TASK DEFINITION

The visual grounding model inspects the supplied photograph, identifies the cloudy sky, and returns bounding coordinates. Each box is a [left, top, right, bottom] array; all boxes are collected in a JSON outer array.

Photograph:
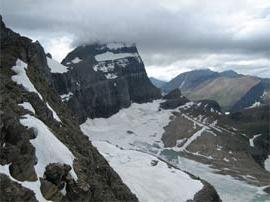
[[2, 0, 270, 80]]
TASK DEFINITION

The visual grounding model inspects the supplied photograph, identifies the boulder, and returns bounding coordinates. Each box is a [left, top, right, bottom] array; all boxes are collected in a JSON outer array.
[[44, 163, 72, 189], [40, 178, 63, 201]]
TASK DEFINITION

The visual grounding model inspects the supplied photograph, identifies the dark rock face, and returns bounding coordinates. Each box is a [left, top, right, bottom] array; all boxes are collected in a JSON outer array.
[[188, 179, 221, 202], [51, 42, 161, 122], [1, 17, 138, 202], [196, 99, 222, 113], [0, 174, 37, 202], [163, 88, 182, 99], [44, 163, 72, 189], [161, 89, 189, 109], [40, 178, 63, 201], [0, 97, 37, 182], [224, 105, 270, 168]]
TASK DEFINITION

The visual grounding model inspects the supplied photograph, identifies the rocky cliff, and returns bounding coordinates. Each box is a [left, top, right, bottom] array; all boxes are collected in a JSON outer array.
[[50, 42, 161, 122], [0, 17, 138, 202]]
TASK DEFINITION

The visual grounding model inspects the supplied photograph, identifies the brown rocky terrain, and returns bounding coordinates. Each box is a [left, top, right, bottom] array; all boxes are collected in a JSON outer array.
[[160, 91, 270, 187]]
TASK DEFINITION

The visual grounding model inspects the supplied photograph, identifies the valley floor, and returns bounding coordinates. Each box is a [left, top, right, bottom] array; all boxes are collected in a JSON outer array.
[[93, 141, 203, 202], [81, 100, 270, 202]]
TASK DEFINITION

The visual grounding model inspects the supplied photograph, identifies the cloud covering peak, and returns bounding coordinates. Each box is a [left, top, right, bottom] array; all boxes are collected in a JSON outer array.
[[2, 0, 270, 80]]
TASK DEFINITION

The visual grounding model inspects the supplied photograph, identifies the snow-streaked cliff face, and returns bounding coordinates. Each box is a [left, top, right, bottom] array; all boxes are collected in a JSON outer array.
[[51, 42, 161, 122]]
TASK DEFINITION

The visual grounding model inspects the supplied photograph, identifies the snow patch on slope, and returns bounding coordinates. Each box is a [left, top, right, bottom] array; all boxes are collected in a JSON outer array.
[[19, 102, 35, 114], [19, 114, 77, 180], [93, 62, 115, 72], [47, 57, 69, 73], [93, 141, 203, 202], [95, 51, 138, 62], [106, 42, 133, 50], [46, 102, 62, 122], [247, 101, 261, 109], [11, 59, 43, 100], [93, 62, 118, 79], [0, 114, 78, 201], [71, 57, 82, 64], [81, 100, 172, 151], [249, 134, 262, 147], [60, 92, 73, 102], [116, 58, 129, 67], [265, 156, 270, 172], [176, 127, 207, 152], [105, 73, 118, 79]]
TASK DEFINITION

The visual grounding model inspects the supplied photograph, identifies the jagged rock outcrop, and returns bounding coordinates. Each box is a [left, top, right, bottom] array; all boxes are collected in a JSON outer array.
[[0, 17, 138, 202], [163, 88, 182, 99], [50, 42, 161, 122], [195, 99, 221, 113], [189, 179, 221, 202], [161, 89, 189, 109]]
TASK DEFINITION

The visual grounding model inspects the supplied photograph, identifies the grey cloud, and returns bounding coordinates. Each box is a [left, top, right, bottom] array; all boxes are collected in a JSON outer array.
[[1, 0, 270, 79]]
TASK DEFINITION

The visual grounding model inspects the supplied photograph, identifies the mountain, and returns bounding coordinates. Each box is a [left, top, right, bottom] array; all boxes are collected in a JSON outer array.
[[149, 77, 167, 88], [1, 18, 222, 202], [0, 17, 138, 201], [219, 70, 240, 78], [162, 69, 220, 93], [50, 42, 161, 122], [162, 69, 270, 112]]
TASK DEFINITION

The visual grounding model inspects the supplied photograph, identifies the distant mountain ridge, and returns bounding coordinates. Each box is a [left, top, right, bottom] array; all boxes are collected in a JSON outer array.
[[161, 69, 270, 112], [149, 77, 167, 88]]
